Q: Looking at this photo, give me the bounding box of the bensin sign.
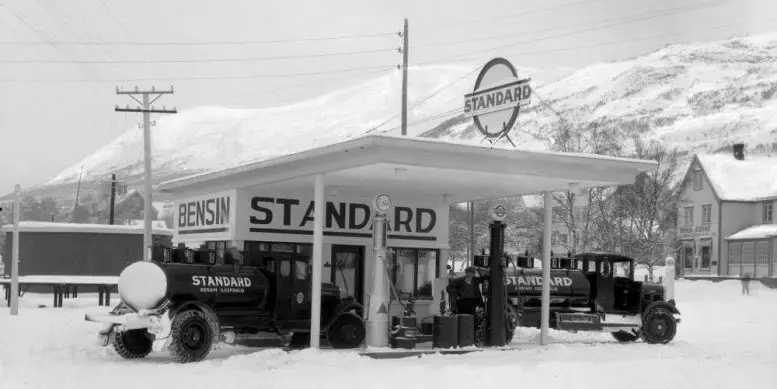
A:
[249,196,439,241]
[176,191,235,235]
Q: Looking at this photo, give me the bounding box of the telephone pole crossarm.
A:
[115,106,178,114]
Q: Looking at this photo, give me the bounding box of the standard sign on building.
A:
[174,189,448,247]
[464,57,532,139]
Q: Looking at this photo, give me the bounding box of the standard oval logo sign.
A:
[463,58,532,139]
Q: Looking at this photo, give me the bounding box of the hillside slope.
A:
[17,31,777,202]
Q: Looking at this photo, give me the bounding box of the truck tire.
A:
[168,310,216,363]
[327,313,365,349]
[611,330,639,342]
[112,329,153,359]
[640,307,677,344]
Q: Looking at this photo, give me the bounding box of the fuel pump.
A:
[486,204,507,347]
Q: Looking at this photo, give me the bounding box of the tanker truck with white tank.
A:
[85,247,365,363]
[450,251,681,344]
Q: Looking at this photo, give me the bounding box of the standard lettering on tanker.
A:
[192,275,252,294]
[505,275,574,293]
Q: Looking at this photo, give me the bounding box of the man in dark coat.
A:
[447,266,484,315]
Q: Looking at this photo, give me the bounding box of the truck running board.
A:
[554,312,602,331]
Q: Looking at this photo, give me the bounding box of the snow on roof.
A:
[0,221,173,235]
[725,224,777,241]
[696,154,777,201]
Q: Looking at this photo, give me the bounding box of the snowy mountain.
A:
[16,31,777,202]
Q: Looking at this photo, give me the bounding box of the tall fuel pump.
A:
[485,204,507,347]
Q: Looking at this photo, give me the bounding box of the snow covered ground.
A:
[1,280,775,389]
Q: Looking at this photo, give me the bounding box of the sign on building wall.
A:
[174,189,237,240]
[678,224,714,239]
[235,192,447,245]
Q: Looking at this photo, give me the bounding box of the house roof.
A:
[0,221,173,235]
[725,224,777,240]
[696,154,777,201]
[158,134,658,204]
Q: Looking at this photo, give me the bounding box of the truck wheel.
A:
[611,330,639,342]
[640,307,677,344]
[168,310,216,363]
[327,314,365,349]
[112,329,153,359]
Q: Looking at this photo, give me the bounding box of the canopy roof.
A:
[158,134,657,201]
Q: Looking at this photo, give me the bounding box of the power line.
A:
[0,47,399,64]
[0,64,396,83]
[413,0,609,32]
[416,0,734,65]
[365,67,479,134]
[427,18,775,64]
[0,31,398,46]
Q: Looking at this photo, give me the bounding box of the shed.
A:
[1,222,173,280]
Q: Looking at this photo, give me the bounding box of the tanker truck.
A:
[449,251,681,344]
[84,247,365,363]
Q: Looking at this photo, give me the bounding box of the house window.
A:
[684,206,694,226]
[391,248,440,300]
[702,204,712,225]
[692,170,703,191]
[742,242,755,264]
[755,241,770,265]
[763,202,773,223]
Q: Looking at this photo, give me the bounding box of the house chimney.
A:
[733,143,745,160]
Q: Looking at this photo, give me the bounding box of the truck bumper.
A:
[86,311,172,348]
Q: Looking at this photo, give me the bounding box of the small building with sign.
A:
[676,144,777,278]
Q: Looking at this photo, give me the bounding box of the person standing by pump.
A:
[448,266,483,315]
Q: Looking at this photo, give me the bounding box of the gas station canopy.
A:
[158,134,657,199]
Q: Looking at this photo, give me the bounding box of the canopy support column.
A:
[541,191,552,345]
[309,173,325,348]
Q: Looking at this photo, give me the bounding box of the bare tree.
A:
[610,136,681,280]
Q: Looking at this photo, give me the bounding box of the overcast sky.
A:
[1,0,775,195]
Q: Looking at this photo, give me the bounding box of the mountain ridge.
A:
[9,31,777,203]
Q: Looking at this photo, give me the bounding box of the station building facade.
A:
[676,145,777,278]
[173,188,449,311]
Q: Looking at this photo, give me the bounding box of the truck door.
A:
[596,258,615,312]
[290,254,312,320]
[274,254,294,320]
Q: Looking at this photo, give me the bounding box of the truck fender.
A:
[323,301,364,330]
[643,300,680,317]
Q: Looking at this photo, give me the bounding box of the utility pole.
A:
[108,173,117,225]
[115,86,177,261]
[401,18,409,136]
[10,184,20,315]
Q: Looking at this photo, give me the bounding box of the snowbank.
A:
[1,280,775,389]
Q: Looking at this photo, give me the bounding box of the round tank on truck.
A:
[118,261,168,311]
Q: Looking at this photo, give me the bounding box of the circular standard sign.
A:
[463,57,532,139]
[373,193,392,213]
[296,292,304,304]
[490,204,507,222]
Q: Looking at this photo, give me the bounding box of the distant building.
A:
[676,144,777,278]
